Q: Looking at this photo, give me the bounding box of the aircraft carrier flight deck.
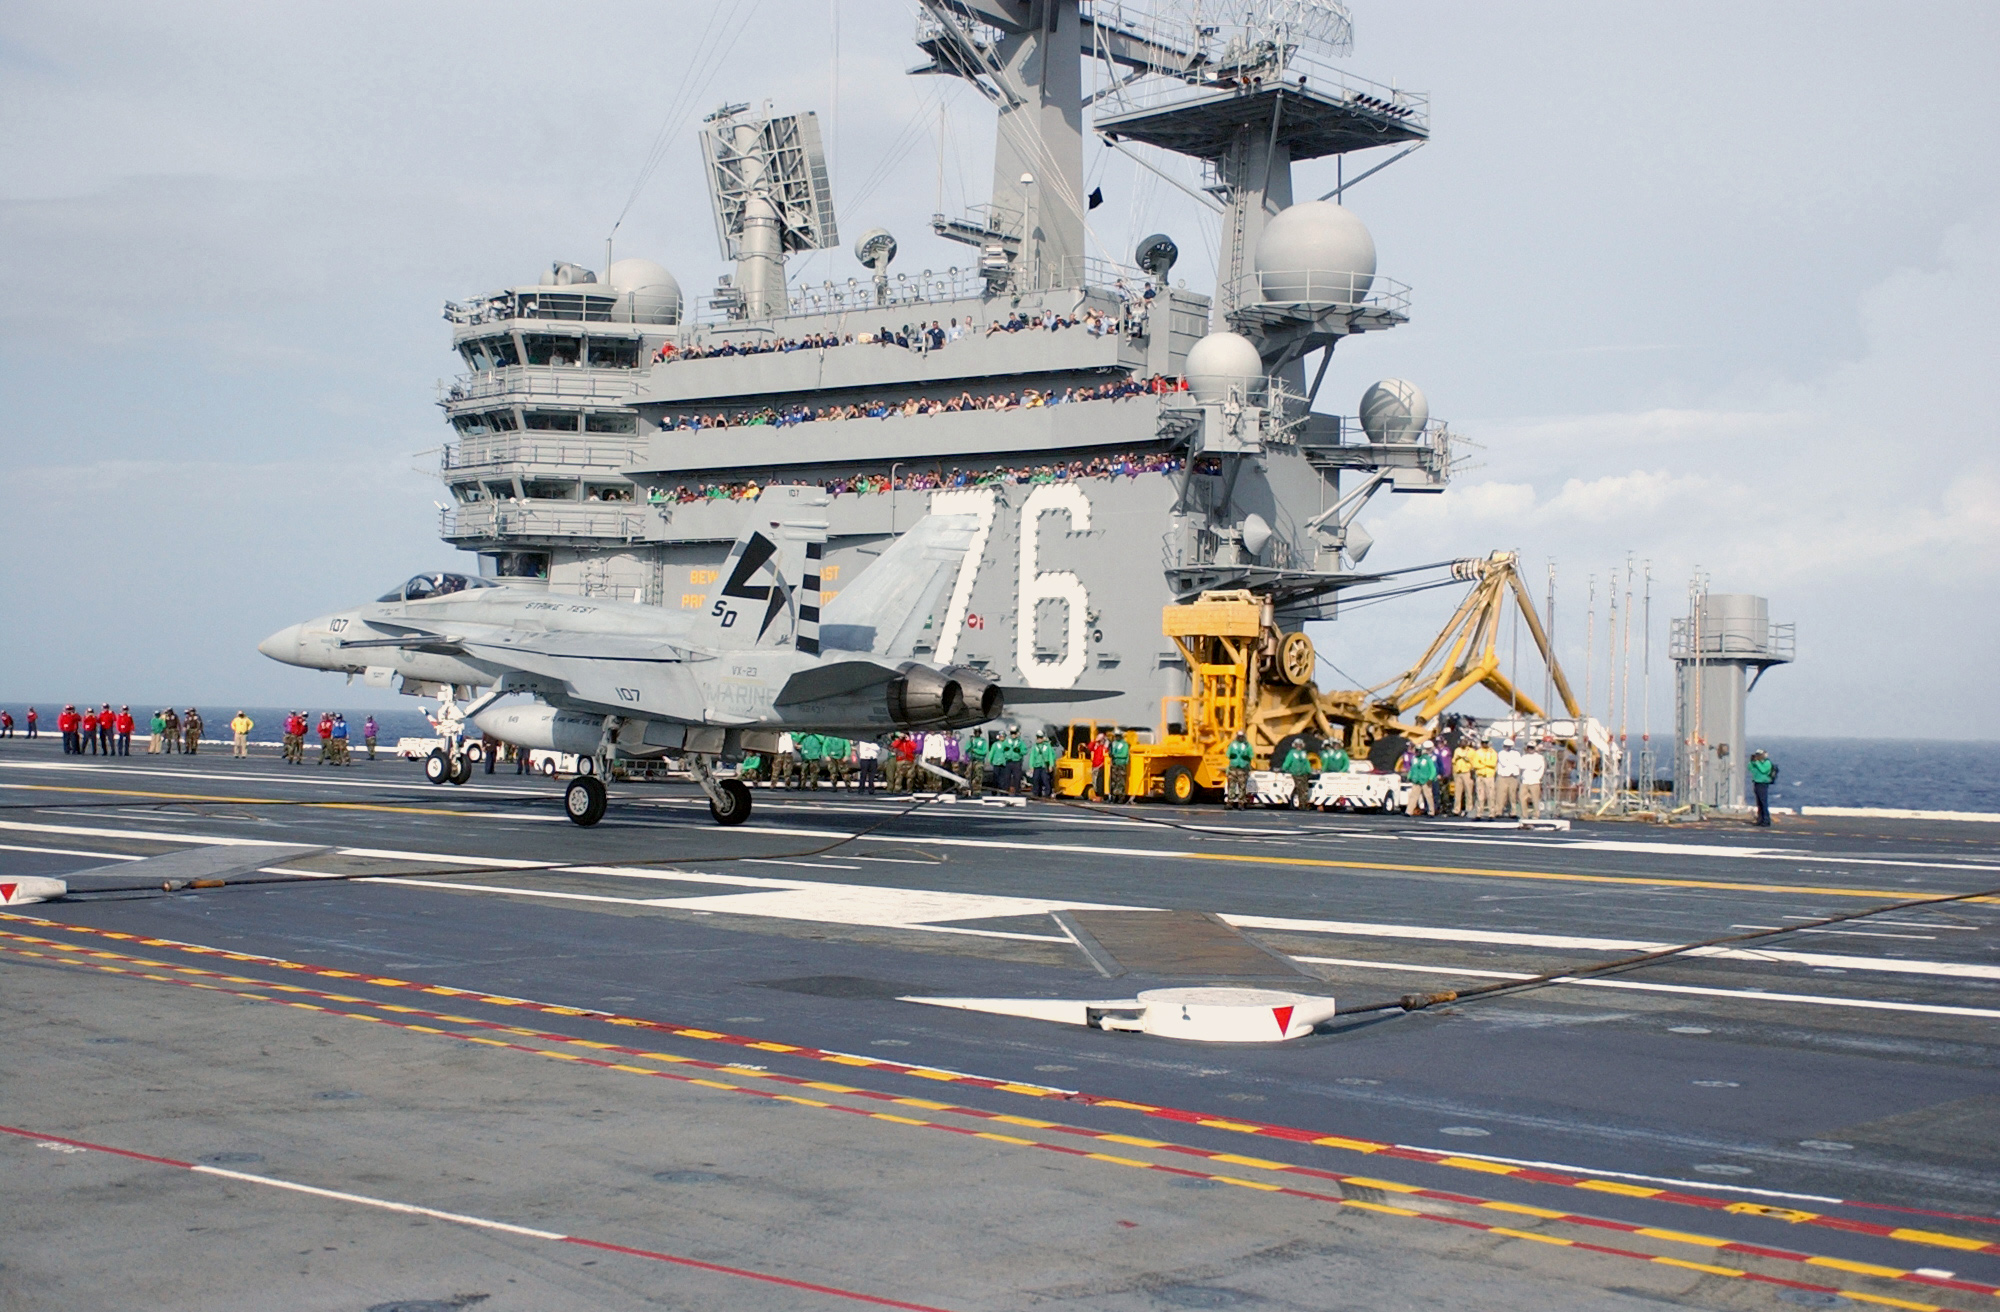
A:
[3,740,1997,1312]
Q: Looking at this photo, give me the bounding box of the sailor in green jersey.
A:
[1322,739,1349,773]
[1404,745,1438,816]
[1109,732,1132,803]
[1030,733,1058,797]
[740,752,762,783]
[1280,739,1313,810]
[796,732,823,789]
[1224,732,1254,809]
[967,730,989,796]
[1748,749,1779,826]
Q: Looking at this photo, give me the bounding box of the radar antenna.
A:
[701,102,840,319]
[854,228,898,305]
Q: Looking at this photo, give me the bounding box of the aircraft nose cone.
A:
[258,623,303,665]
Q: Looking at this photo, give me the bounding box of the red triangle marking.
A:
[0,884,16,903]
[1271,1005,1295,1035]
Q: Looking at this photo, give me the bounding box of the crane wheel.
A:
[1277,631,1315,685]
[1163,765,1197,805]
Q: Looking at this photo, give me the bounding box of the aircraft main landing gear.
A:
[688,755,753,827]
[565,775,607,826]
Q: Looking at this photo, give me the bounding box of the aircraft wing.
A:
[773,660,902,707]
[997,687,1121,704]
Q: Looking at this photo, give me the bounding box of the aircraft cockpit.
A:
[378,572,501,603]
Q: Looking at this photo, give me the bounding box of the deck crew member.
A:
[0,709,12,739]
[1030,732,1058,799]
[1108,731,1131,803]
[363,715,379,761]
[114,706,134,755]
[24,707,37,739]
[774,732,795,789]
[966,730,989,796]
[183,708,203,755]
[98,704,115,755]
[1280,739,1313,809]
[80,707,98,755]
[1519,745,1547,818]
[230,711,255,758]
[856,737,880,793]
[1494,739,1523,817]
[148,709,165,754]
[1748,749,1779,827]
[1224,732,1253,809]
[1468,739,1497,817]
[317,712,335,763]
[1405,746,1438,816]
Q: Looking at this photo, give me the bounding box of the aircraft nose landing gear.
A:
[565,775,608,826]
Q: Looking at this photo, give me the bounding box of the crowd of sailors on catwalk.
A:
[657,372,1184,433]
[652,447,1191,506]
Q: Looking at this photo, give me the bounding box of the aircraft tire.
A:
[709,779,753,826]
[423,750,450,785]
[565,776,607,827]
[449,754,473,786]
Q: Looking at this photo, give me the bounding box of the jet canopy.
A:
[377,571,501,602]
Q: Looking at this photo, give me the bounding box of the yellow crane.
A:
[1054,552,1586,803]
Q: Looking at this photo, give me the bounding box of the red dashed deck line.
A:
[0,1122,957,1311]
[4,937,1993,1308]
[8,913,1998,1263]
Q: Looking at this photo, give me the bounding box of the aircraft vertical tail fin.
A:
[694,486,830,652]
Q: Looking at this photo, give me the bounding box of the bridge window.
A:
[451,483,484,503]
[524,411,580,431]
[585,412,636,434]
[522,333,581,367]
[459,335,519,370]
[586,337,640,369]
[584,483,632,502]
[483,480,518,500]
[522,478,578,501]
[452,410,516,435]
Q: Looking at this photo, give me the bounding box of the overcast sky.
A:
[3,1,1995,739]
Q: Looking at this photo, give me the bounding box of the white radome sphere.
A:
[1185,332,1266,404]
[1358,378,1429,443]
[1253,201,1376,305]
[606,257,683,325]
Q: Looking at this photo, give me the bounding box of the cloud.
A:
[1338,206,2000,737]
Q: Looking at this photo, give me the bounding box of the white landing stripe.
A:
[1225,913,2000,982]
[0,844,146,861]
[0,820,321,848]
[190,1166,566,1239]
[1293,955,2000,1020]
[1804,806,2000,823]
[1406,833,2000,875]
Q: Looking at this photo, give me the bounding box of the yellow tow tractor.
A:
[1054,552,1585,804]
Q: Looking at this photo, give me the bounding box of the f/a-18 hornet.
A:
[259,486,1100,826]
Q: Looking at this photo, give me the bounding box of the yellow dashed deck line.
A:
[1892,1229,1989,1252]
[6,926,1990,1304]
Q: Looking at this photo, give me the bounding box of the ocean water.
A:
[1751,736,2000,814]
[6,703,1995,814]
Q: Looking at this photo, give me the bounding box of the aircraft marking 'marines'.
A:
[259,487,1107,828]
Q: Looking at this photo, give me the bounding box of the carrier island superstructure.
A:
[435,0,1454,729]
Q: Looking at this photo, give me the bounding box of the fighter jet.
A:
[258,486,1101,827]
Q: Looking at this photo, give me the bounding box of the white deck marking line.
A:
[1292,955,2000,1019]
[0,759,549,799]
[743,859,863,870]
[0,844,147,861]
[190,1165,566,1238]
[0,820,320,847]
[1224,913,2000,981]
[1406,833,2000,875]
